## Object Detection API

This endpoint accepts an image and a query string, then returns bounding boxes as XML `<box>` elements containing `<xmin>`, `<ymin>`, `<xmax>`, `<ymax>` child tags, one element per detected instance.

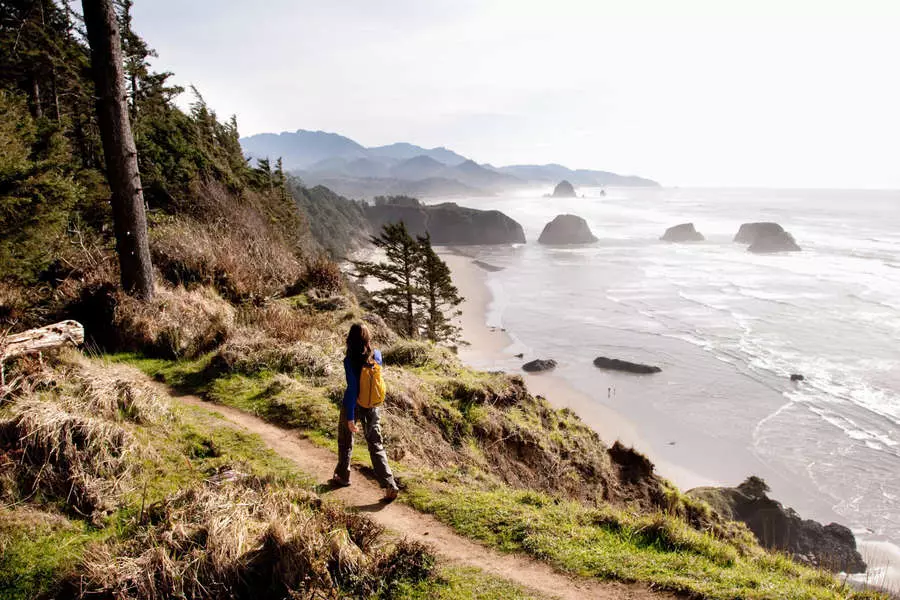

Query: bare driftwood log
<box><xmin>1</xmin><ymin>320</ymin><xmax>85</xmax><ymax>362</ymax></box>
<box><xmin>1</xmin><ymin>320</ymin><xmax>85</xmax><ymax>391</ymax></box>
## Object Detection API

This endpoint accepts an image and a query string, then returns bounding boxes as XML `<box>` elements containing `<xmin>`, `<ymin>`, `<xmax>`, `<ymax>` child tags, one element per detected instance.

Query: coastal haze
<box><xmin>435</xmin><ymin>186</ymin><xmax>900</xmax><ymax>581</ymax></box>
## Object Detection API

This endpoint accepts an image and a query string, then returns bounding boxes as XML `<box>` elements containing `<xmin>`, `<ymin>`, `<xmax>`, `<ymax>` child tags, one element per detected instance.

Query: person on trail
<box><xmin>331</xmin><ymin>322</ymin><xmax>399</xmax><ymax>501</ymax></box>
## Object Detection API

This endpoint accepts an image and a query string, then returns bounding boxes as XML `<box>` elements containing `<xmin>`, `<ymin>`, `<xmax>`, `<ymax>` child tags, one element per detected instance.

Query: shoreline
<box><xmin>438</xmin><ymin>250</ymin><xmax>715</xmax><ymax>490</ymax></box>
<box><xmin>438</xmin><ymin>247</ymin><xmax>900</xmax><ymax>592</ymax></box>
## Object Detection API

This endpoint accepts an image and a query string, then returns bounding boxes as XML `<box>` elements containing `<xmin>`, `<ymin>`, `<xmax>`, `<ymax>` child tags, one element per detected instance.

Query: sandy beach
<box><xmin>438</xmin><ymin>250</ymin><xmax>714</xmax><ymax>490</ymax></box>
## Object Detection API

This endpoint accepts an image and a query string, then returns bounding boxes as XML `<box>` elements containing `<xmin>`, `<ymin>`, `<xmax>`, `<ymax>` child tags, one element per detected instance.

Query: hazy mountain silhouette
<box><xmin>239</xmin><ymin>129</ymin><xmax>659</xmax><ymax>197</ymax></box>
<box><xmin>369</xmin><ymin>142</ymin><xmax>468</xmax><ymax>166</ymax></box>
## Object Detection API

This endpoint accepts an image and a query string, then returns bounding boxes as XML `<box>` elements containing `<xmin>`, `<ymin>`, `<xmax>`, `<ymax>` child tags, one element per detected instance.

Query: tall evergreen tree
<box><xmin>82</xmin><ymin>0</ymin><xmax>154</xmax><ymax>299</ymax></box>
<box><xmin>415</xmin><ymin>234</ymin><xmax>463</xmax><ymax>343</ymax></box>
<box><xmin>354</xmin><ymin>223</ymin><xmax>421</xmax><ymax>337</ymax></box>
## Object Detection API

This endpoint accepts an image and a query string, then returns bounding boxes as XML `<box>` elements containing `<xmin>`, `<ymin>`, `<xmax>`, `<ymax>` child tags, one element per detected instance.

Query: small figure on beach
<box><xmin>331</xmin><ymin>323</ymin><xmax>399</xmax><ymax>502</ymax></box>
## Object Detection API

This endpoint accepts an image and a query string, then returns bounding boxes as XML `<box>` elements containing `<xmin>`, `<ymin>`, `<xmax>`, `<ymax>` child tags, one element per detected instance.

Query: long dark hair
<box><xmin>346</xmin><ymin>322</ymin><xmax>373</xmax><ymax>370</ymax></box>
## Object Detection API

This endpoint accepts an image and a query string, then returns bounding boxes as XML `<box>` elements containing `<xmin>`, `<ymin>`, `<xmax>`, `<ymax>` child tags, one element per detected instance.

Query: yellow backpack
<box><xmin>357</xmin><ymin>361</ymin><xmax>386</xmax><ymax>409</ymax></box>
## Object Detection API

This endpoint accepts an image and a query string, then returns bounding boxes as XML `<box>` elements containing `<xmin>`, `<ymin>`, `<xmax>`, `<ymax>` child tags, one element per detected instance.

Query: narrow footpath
<box><xmin>157</xmin><ymin>382</ymin><xmax>680</xmax><ymax>600</ymax></box>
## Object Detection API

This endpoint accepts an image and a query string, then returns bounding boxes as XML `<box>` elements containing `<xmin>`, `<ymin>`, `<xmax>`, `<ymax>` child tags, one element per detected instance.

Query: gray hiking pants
<box><xmin>335</xmin><ymin>405</ymin><xmax>398</xmax><ymax>490</ymax></box>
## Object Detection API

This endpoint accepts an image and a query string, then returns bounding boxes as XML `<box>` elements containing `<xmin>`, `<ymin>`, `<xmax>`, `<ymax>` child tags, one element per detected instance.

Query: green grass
<box><xmin>0</xmin><ymin>511</ymin><xmax>106</xmax><ymax>600</ymax></box>
<box><xmin>389</xmin><ymin>566</ymin><xmax>545</xmax><ymax>600</ymax></box>
<box><xmin>402</xmin><ymin>480</ymin><xmax>882</xmax><ymax>600</ymax></box>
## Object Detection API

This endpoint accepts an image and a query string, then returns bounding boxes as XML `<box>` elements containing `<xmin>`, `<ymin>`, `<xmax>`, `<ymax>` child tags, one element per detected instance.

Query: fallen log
<box><xmin>1</xmin><ymin>320</ymin><xmax>85</xmax><ymax>362</ymax></box>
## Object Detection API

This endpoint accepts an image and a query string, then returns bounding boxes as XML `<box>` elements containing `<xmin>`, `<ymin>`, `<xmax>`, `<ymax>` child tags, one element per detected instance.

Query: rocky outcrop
<box><xmin>734</xmin><ymin>222</ymin><xmax>786</xmax><ymax>243</ymax></box>
<box><xmin>688</xmin><ymin>476</ymin><xmax>866</xmax><ymax>573</ymax></box>
<box><xmin>538</xmin><ymin>214</ymin><xmax>598</xmax><ymax>245</ymax></box>
<box><xmin>522</xmin><ymin>359</ymin><xmax>557</xmax><ymax>373</ymax></box>
<box><xmin>593</xmin><ymin>356</ymin><xmax>661</xmax><ymax>374</ymax></box>
<box><xmin>661</xmin><ymin>223</ymin><xmax>705</xmax><ymax>242</ymax></box>
<box><xmin>366</xmin><ymin>199</ymin><xmax>525</xmax><ymax>245</ymax></box>
<box><xmin>735</xmin><ymin>222</ymin><xmax>801</xmax><ymax>253</ymax></box>
<box><xmin>551</xmin><ymin>180</ymin><xmax>577</xmax><ymax>198</ymax></box>
<box><xmin>748</xmin><ymin>231</ymin><xmax>801</xmax><ymax>253</ymax></box>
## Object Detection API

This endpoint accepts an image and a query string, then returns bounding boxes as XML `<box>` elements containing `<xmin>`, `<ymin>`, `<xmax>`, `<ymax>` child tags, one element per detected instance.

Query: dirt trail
<box><xmin>162</xmin><ymin>385</ymin><xmax>677</xmax><ymax>600</ymax></box>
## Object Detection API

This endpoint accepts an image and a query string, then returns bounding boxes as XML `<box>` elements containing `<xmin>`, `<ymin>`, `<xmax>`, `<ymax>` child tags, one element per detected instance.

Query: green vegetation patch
<box><xmin>389</xmin><ymin>566</ymin><xmax>545</xmax><ymax>600</ymax></box>
<box><xmin>0</xmin><ymin>509</ymin><xmax>104</xmax><ymax>600</ymax></box>
<box><xmin>402</xmin><ymin>480</ymin><xmax>880</xmax><ymax>600</ymax></box>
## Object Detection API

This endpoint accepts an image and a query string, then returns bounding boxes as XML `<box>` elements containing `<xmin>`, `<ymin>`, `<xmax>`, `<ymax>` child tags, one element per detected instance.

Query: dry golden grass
<box><xmin>210</xmin><ymin>327</ymin><xmax>333</xmax><ymax>379</ymax></box>
<box><xmin>114</xmin><ymin>286</ymin><xmax>235</xmax><ymax>359</ymax></box>
<box><xmin>0</xmin><ymin>398</ymin><xmax>134</xmax><ymax>521</ymax></box>
<box><xmin>79</xmin><ymin>478</ymin><xmax>434</xmax><ymax>599</ymax></box>
<box><xmin>149</xmin><ymin>180</ymin><xmax>311</xmax><ymax>305</ymax></box>
<box><xmin>0</xmin><ymin>353</ymin><xmax>171</xmax><ymax>522</ymax></box>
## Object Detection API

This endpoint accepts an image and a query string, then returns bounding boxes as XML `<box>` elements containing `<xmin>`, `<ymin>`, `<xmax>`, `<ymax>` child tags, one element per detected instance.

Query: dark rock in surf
<box><xmin>661</xmin><ymin>223</ymin><xmax>705</xmax><ymax>242</ymax></box>
<box><xmin>522</xmin><ymin>359</ymin><xmax>557</xmax><ymax>373</ymax></box>
<box><xmin>748</xmin><ymin>231</ymin><xmax>801</xmax><ymax>253</ymax></box>
<box><xmin>593</xmin><ymin>356</ymin><xmax>661</xmax><ymax>374</ymax></box>
<box><xmin>551</xmin><ymin>180</ymin><xmax>577</xmax><ymax>198</ymax></box>
<box><xmin>538</xmin><ymin>214</ymin><xmax>598</xmax><ymax>245</ymax></box>
<box><xmin>791</xmin><ymin>374</ymin><xmax>805</xmax><ymax>382</ymax></box>
<box><xmin>734</xmin><ymin>222</ymin><xmax>786</xmax><ymax>244</ymax></box>
<box><xmin>688</xmin><ymin>476</ymin><xmax>866</xmax><ymax>573</ymax></box>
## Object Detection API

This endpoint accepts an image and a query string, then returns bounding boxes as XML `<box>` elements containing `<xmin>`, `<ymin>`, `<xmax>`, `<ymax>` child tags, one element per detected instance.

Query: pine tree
<box><xmin>354</xmin><ymin>223</ymin><xmax>421</xmax><ymax>337</ymax></box>
<box><xmin>82</xmin><ymin>0</ymin><xmax>154</xmax><ymax>299</ymax></box>
<box><xmin>415</xmin><ymin>234</ymin><xmax>463</xmax><ymax>343</ymax></box>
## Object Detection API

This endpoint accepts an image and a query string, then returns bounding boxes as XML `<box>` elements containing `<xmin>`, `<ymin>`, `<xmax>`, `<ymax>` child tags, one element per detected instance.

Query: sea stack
<box><xmin>734</xmin><ymin>222</ymin><xmax>785</xmax><ymax>243</ymax></box>
<box><xmin>735</xmin><ymin>222</ymin><xmax>801</xmax><ymax>253</ymax></box>
<box><xmin>538</xmin><ymin>214</ymin><xmax>598</xmax><ymax>245</ymax></box>
<box><xmin>551</xmin><ymin>180</ymin><xmax>577</xmax><ymax>198</ymax></box>
<box><xmin>661</xmin><ymin>223</ymin><xmax>705</xmax><ymax>242</ymax></box>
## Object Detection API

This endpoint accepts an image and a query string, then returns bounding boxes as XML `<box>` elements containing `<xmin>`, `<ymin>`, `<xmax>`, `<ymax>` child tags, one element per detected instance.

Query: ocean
<box><xmin>429</xmin><ymin>187</ymin><xmax>900</xmax><ymax>576</ymax></box>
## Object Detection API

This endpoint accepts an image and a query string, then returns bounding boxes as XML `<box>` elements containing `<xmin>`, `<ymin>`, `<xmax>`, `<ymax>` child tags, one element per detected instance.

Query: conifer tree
<box><xmin>82</xmin><ymin>0</ymin><xmax>154</xmax><ymax>299</ymax></box>
<box><xmin>415</xmin><ymin>234</ymin><xmax>462</xmax><ymax>343</ymax></box>
<box><xmin>354</xmin><ymin>223</ymin><xmax>421</xmax><ymax>337</ymax></box>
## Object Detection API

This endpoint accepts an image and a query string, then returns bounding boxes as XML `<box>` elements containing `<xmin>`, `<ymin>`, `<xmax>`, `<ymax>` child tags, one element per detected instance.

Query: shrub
<box><xmin>300</xmin><ymin>255</ymin><xmax>344</xmax><ymax>293</ymax></box>
<box><xmin>383</xmin><ymin>341</ymin><xmax>434</xmax><ymax>367</ymax></box>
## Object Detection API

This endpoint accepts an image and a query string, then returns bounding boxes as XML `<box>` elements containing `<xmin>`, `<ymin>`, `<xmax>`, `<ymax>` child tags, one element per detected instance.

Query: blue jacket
<box><xmin>343</xmin><ymin>349</ymin><xmax>382</xmax><ymax>421</ymax></box>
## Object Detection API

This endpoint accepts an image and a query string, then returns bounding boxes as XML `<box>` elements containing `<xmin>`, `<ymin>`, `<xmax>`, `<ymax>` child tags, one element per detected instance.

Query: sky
<box><xmin>133</xmin><ymin>0</ymin><xmax>900</xmax><ymax>188</ymax></box>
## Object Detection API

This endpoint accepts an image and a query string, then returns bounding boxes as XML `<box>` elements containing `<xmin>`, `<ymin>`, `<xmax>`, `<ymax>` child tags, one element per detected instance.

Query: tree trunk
<box><xmin>31</xmin><ymin>77</ymin><xmax>43</xmax><ymax>119</ymax></box>
<box><xmin>82</xmin><ymin>0</ymin><xmax>154</xmax><ymax>299</ymax></box>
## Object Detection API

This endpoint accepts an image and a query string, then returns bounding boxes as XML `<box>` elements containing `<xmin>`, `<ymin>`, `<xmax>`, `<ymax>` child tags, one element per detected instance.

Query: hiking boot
<box><xmin>329</xmin><ymin>475</ymin><xmax>350</xmax><ymax>488</ymax></box>
<box><xmin>383</xmin><ymin>487</ymin><xmax>399</xmax><ymax>502</ymax></box>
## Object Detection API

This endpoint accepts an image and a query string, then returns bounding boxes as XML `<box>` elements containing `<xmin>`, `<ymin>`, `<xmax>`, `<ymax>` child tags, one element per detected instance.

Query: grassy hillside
<box><xmin>0</xmin><ymin>2</ymin><xmax>888</xmax><ymax>598</ymax></box>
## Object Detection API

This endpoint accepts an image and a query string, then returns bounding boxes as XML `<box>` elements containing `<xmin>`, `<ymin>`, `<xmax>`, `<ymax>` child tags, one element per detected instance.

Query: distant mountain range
<box><xmin>239</xmin><ymin>129</ymin><xmax>659</xmax><ymax>198</ymax></box>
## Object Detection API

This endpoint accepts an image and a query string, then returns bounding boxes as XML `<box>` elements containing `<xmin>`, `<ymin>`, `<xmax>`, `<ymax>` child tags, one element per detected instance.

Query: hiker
<box><xmin>331</xmin><ymin>322</ymin><xmax>399</xmax><ymax>501</ymax></box>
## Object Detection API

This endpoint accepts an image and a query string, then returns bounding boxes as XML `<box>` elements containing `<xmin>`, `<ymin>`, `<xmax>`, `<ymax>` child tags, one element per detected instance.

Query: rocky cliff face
<box><xmin>688</xmin><ymin>477</ymin><xmax>866</xmax><ymax>573</ymax></box>
<box><xmin>661</xmin><ymin>223</ymin><xmax>705</xmax><ymax>242</ymax></box>
<box><xmin>551</xmin><ymin>180</ymin><xmax>577</xmax><ymax>198</ymax></box>
<box><xmin>366</xmin><ymin>201</ymin><xmax>525</xmax><ymax>245</ymax></box>
<box><xmin>538</xmin><ymin>214</ymin><xmax>598</xmax><ymax>245</ymax></box>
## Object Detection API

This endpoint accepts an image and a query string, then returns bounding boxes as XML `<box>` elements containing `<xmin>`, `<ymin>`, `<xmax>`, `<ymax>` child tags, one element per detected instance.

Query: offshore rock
<box><xmin>538</xmin><ymin>214</ymin><xmax>598</xmax><ymax>245</ymax></box>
